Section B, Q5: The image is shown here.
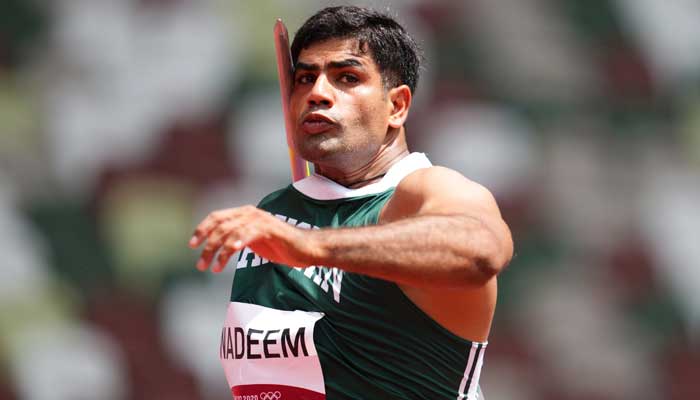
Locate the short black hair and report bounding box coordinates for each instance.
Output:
[291,6,422,93]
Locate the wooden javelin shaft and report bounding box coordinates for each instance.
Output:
[274,19,310,182]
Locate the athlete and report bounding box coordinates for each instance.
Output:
[190,6,513,399]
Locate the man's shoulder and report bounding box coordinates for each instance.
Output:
[396,165,478,194]
[257,183,296,208]
[384,165,499,219]
[401,165,459,179]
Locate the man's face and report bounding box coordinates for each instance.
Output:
[290,38,392,170]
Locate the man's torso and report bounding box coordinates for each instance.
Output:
[220,153,486,399]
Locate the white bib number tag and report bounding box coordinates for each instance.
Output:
[220,302,326,399]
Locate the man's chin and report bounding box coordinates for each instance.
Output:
[297,138,344,163]
[298,147,336,164]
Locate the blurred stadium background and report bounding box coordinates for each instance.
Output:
[1,0,699,399]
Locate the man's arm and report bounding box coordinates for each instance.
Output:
[306,166,512,288]
[189,167,512,288]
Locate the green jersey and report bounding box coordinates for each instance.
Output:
[220,153,486,399]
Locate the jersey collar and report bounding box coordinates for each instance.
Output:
[292,152,432,201]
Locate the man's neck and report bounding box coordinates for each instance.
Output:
[314,131,409,188]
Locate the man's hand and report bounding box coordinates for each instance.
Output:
[188,206,316,273]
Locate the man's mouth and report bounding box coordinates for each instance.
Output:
[301,113,337,135]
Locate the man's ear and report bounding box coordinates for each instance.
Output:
[387,84,412,129]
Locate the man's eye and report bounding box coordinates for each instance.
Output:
[296,74,315,84]
[340,74,359,83]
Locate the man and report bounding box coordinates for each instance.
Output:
[190,6,512,399]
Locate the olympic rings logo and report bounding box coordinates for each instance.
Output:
[260,391,282,400]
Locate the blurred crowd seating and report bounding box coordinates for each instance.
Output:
[1,1,699,399]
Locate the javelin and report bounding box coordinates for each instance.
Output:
[274,19,310,182]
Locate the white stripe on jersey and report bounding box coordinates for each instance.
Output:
[456,341,487,400]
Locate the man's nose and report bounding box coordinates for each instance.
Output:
[307,74,334,108]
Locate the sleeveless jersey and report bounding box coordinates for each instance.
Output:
[220,153,487,400]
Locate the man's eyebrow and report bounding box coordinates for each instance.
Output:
[328,59,364,69]
[295,62,319,71]
[295,58,364,71]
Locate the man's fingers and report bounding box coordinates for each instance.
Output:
[190,209,242,248]
[196,246,217,271]
[190,206,273,272]
[188,235,200,248]
[197,242,233,272]
[189,206,260,248]
[195,221,235,270]
[213,224,260,273]
[189,211,226,248]
[197,216,255,271]
[212,237,248,273]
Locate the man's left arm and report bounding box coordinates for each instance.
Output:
[190,167,512,288]
[304,166,513,288]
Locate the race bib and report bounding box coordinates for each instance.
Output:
[220,302,326,400]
